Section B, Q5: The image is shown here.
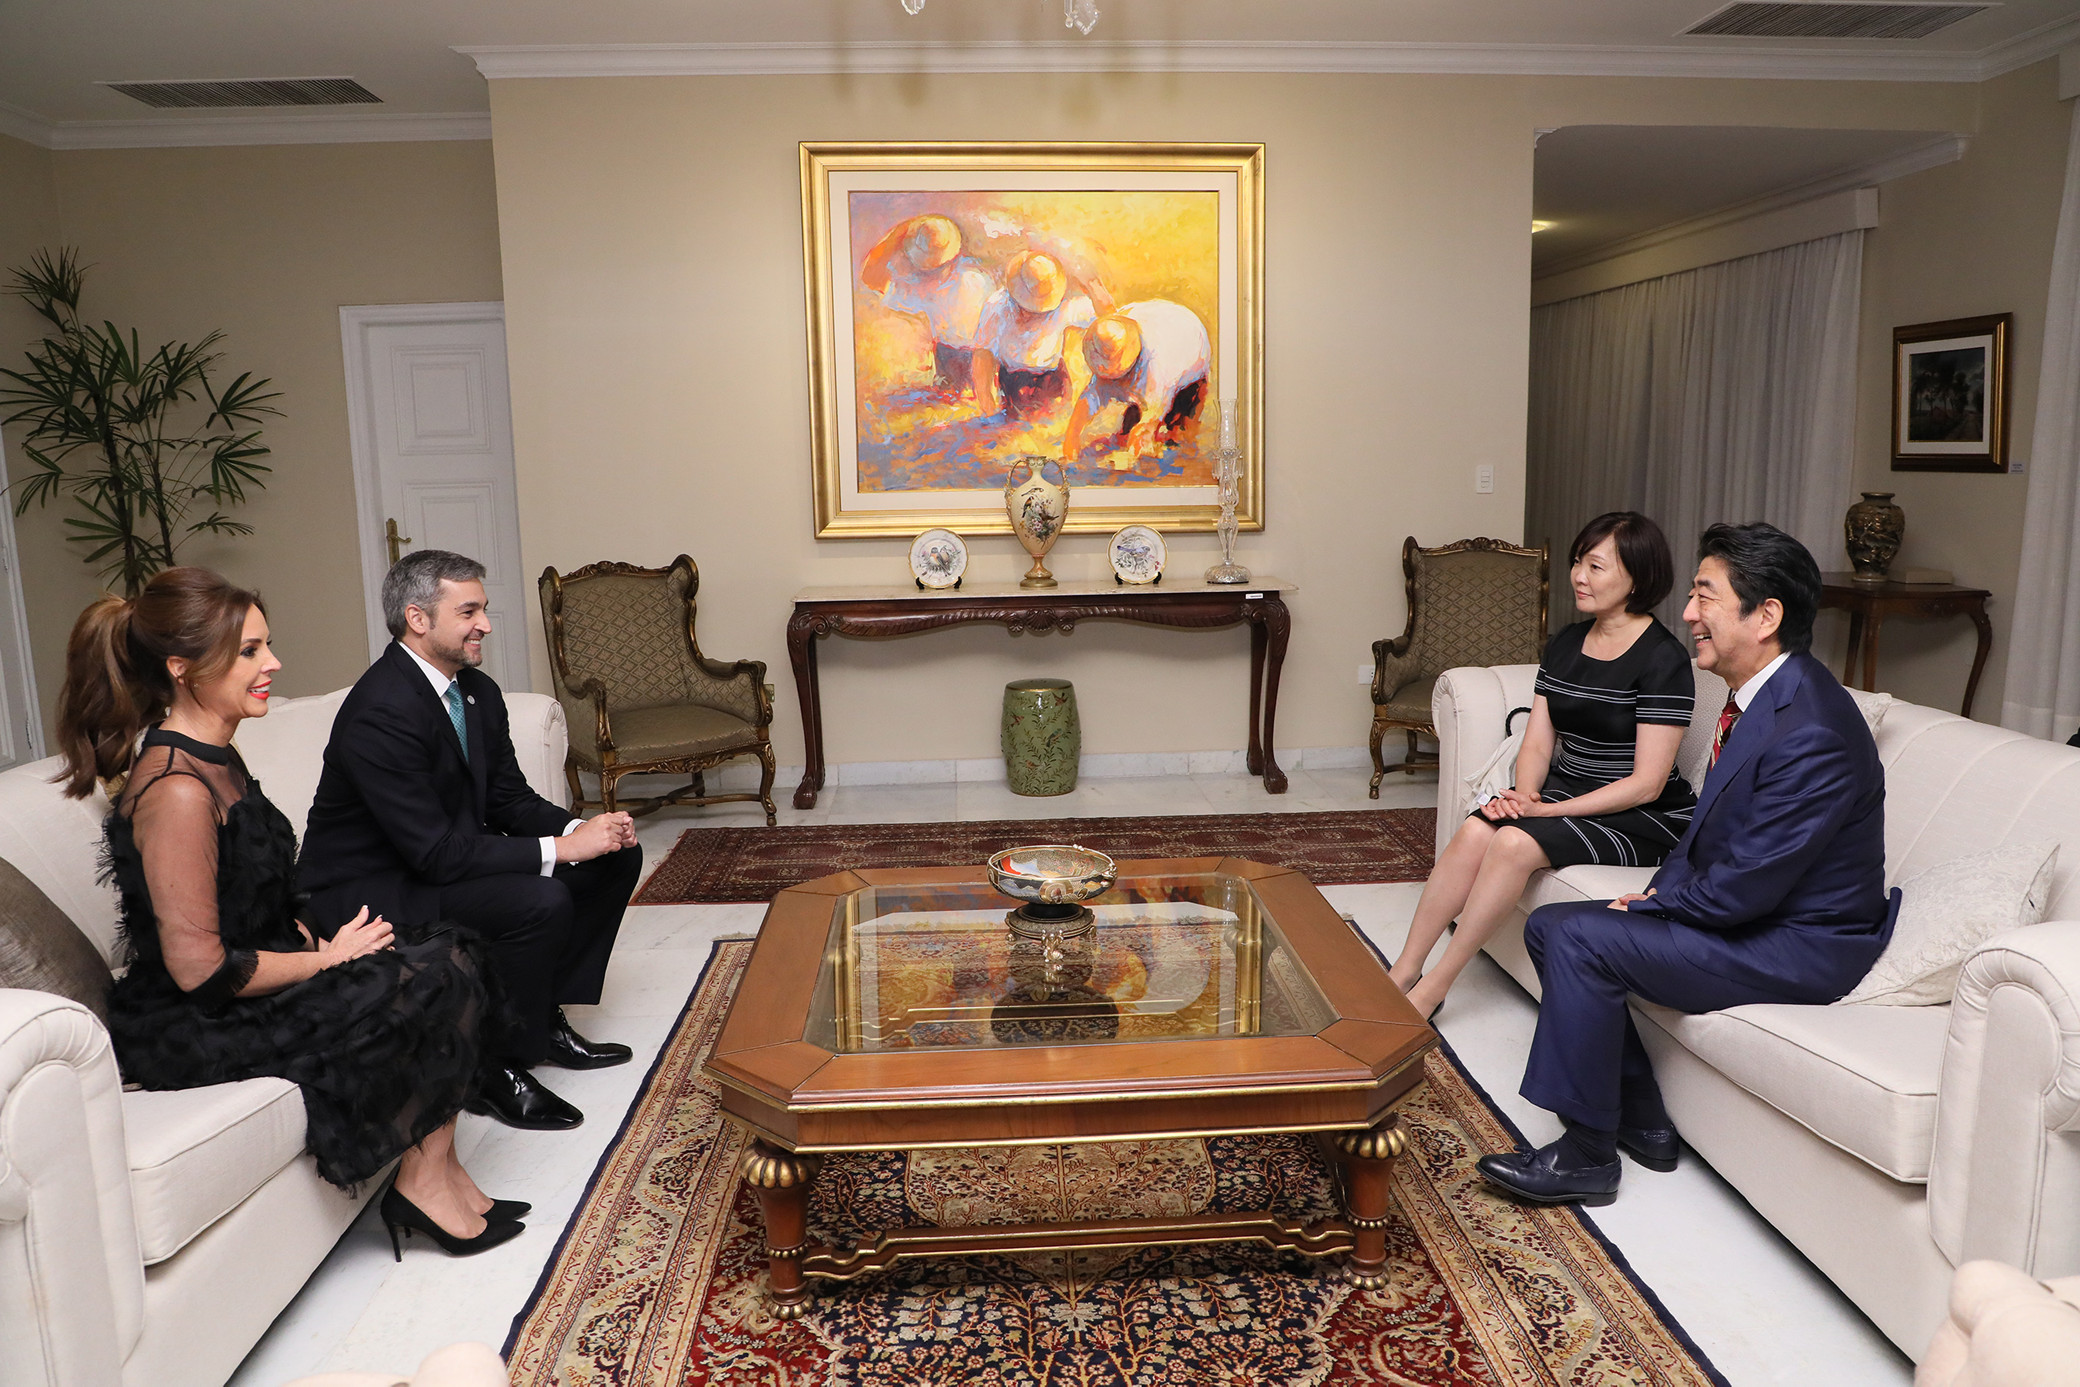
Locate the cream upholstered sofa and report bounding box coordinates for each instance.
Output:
[0,688,567,1387]
[1433,661,2080,1361]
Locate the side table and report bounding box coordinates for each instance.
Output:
[1819,573,1994,718]
[785,576,1294,808]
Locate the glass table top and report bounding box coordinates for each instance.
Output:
[802,870,1338,1053]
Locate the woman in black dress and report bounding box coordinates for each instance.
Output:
[1388,513,1698,1019]
[59,567,524,1257]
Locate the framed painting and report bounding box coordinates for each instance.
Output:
[1892,313,2011,472]
[801,141,1263,537]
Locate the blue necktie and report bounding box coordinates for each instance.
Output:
[445,683,470,762]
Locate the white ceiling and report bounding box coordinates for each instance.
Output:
[1,0,2079,140]
[1532,124,1962,269]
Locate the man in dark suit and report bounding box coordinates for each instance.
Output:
[1478,522,1896,1206]
[299,550,642,1131]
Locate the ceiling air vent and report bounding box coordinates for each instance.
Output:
[1684,2,1991,38]
[101,77,382,110]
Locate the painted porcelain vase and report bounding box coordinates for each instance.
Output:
[1005,456,1069,589]
[1001,678,1081,796]
[1845,492,1906,585]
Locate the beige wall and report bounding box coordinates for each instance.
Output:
[0,140,503,742]
[0,135,61,751]
[1838,59,2072,720]
[488,71,1977,773]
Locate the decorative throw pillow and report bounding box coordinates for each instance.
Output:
[1845,687,1894,736]
[1837,840,2059,1006]
[0,855,112,1022]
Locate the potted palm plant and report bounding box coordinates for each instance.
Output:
[0,248,279,597]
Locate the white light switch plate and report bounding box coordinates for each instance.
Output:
[1358,663,1374,685]
[1476,464,1495,494]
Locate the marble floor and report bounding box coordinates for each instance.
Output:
[226,766,1914,1387]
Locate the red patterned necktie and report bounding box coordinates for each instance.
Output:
[1710,692,1741,766]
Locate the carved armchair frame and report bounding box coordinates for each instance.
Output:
[540,555,778,825]
[1368,536,1549,796]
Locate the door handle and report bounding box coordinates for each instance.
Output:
[385,518,413,566]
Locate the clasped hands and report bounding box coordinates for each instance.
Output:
[556,811,637,863]
[1478,788,1552,820]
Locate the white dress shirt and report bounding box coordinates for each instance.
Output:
[398,642,578,875]
[1732,651,1792,712]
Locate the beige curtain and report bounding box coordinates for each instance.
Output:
[1526,232,1865,633]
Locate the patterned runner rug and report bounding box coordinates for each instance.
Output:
[505,940,1726,1387]
[634,808,1439,904]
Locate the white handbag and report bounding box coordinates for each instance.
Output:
[1467,707,1532,808]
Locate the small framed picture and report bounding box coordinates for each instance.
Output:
[1892,314,2011,472]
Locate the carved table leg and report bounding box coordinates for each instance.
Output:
[1842,609,1866,688]
[1258,596,1290,794]
[1247,615,1267,777]
[1858,609,1885,693]
[1334,1115,1407,1289]
[787,610,826,810]
[1962,599,1994,719]
[742,1141,822,1320]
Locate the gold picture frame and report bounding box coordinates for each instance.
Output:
[802,141,1264,538]
[1891,313,2011,472]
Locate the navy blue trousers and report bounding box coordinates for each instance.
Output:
[1521,900,1877,1132]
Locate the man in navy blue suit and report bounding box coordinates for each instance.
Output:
[1477,522,1896,1206]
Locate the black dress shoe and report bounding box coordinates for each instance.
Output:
[1476,1139,1622,1206]
[1618,1125,1680,1173]
[542,1009,633,1070]
[486,1198,532,1221]
[466,1065,584,1130]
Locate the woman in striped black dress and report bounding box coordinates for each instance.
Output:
[1388,512,1698,1019]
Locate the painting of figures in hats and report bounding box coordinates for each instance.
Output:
[803,144,1262,537]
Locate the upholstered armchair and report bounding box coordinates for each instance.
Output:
[539,556,777,824]
[1369,536,1548,796]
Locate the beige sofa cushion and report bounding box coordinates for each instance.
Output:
[122,1078,307,1264]
[1523,863,1656,913]
[1637,999,1950,1181]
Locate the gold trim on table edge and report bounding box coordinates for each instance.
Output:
[706,1043,1433,1113]
[801,140,1266,539]
[720,1110,1419,1157]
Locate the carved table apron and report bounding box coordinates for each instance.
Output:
[786,577,1295,809]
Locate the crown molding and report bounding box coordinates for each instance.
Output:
[0,105,489,151]
[1536,131,1969,280]
[456,33,2073,83]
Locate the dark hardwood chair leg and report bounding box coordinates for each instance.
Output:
[601,769,620,816]
[1368,714,1388,799]
[1335,1115,1407,1290]
[1402,729,1420,775]
[565,758,588,815]
[742,1142,822,1320]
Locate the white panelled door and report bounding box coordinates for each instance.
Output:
[341,304,530,694]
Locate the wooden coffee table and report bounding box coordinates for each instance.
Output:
[704,856,1436,1318]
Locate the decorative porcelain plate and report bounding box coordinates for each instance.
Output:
[1108,525,1166,584]
[909,528,968,588]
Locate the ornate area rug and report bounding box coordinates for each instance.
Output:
[633,808,1439,904]
[504,940,1726,1387]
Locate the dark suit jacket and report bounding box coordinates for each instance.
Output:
[297,642,574,928]
[1628,650,1895,992]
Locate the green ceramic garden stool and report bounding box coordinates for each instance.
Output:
[1001,678,1081,796]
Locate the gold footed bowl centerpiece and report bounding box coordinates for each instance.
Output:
[1005,456,1069,588]
[986,843,1116,940]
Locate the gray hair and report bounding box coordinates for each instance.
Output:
[382,549,486,638]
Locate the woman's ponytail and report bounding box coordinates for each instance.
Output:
[57,596,149,797]
[54,566,262,799]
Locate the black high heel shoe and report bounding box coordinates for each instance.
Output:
[381,1186,524,1260]
[486,1198,531,1221]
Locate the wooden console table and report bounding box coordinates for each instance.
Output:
[786,576,1295,809]
[1820,573,1994,718]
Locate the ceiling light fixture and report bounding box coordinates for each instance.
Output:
[900,0,1099,33]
